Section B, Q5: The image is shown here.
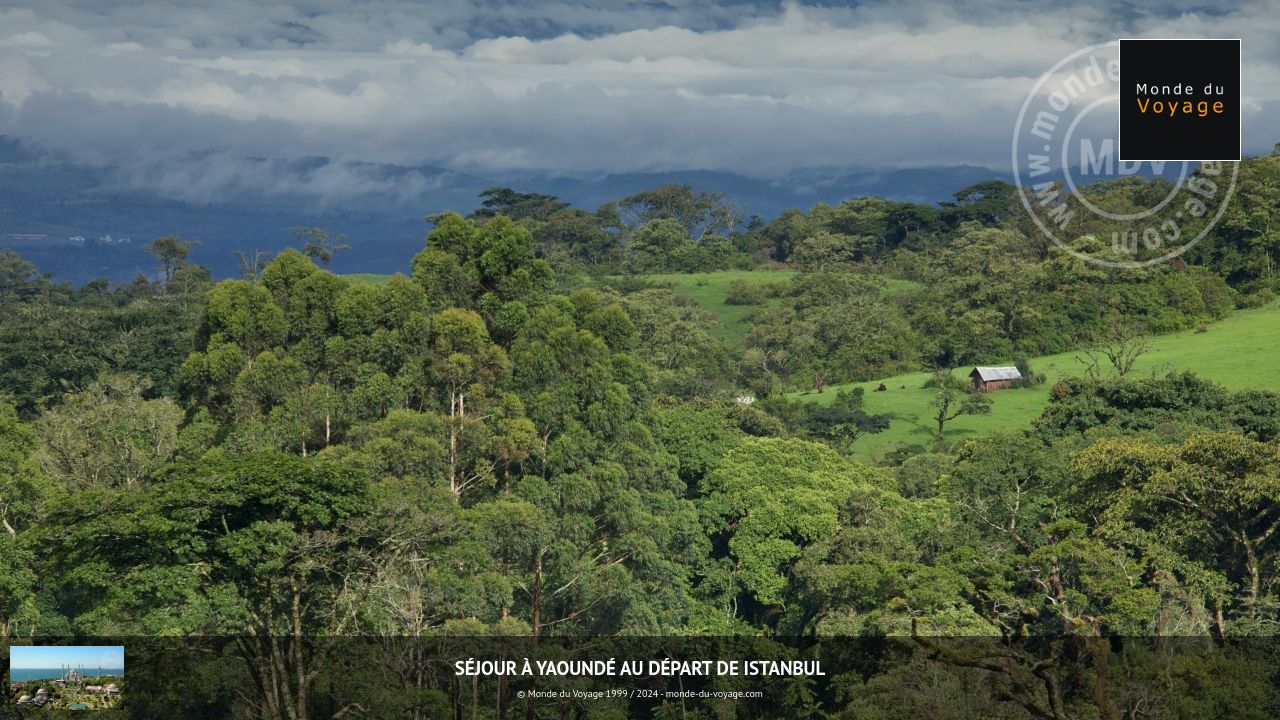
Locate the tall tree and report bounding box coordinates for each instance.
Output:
[1078,432,1280,631]
[144,235,198,282]
[48,452,376,720]
[701,437,894,611]
[291,227,351,267]
[36,374,183,489]
[0,397,48,538]
[470,188,568,222]
[615,184,738,238]
[428,308,511,499]
[932,369,992,440]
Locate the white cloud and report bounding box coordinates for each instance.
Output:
[0,0,1276,195]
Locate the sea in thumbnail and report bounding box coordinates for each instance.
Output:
[9,668,124,682]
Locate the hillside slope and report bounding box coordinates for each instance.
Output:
[793,300,1280,462]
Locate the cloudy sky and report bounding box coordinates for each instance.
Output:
[2,0,1279,187]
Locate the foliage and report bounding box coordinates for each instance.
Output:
[1037,372,1280,442]
[142,235,198,282]
[291,226,351,266]
[4,167,1280,716]
[931,370,992,440]
[36,374,184,489]
[701,437,894,609]
[0,274,204,418]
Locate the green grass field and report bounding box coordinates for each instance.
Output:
[639,270,919,344]
[639,270,796,343]
[792,300,1280,463]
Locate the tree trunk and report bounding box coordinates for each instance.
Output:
[448,391,465,498]
[531,552,544,639]
[1242,533,1261,611]
[1212,602,1226,645]
[292,582,308,720]
[1088,637,1117,720]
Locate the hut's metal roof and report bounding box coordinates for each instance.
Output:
[971,366,1022,381]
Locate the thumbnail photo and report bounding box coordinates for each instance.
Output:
[8,646,123,711]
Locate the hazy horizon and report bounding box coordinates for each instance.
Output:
[3,1,1278,206]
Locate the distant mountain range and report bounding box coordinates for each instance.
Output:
[0,136,1006,283]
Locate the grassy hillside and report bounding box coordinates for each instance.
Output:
[639,270,920,344]
[792,300,1280,463]
[639,270,796,343]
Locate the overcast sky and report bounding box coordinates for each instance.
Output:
[2,0,1279,187]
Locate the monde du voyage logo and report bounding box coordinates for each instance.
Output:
[1013,39,1241,268]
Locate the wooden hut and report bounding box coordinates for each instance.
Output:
[969,366,1022,392]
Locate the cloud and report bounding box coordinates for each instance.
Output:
[1,0,1277,203]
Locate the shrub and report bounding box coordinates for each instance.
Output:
[725,280,768,306]
[1014,356,1045,387]
[1238,288,1276,309]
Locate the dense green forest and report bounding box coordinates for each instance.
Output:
[3,152,1280,718]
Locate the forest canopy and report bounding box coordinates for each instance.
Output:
[4,158,1280,719]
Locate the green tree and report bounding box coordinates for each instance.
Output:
[320,410,446,483]
[617,288,734,397]
[1088,313,1153,378]
[48,452,376,719]
[413,213,552,314]
[1200,152,1280,283]
[791,230,864,270]
[470,187,568,222]
[796,389,891,452]
[291,227,351,266]
[0,399,46,642]
[925,432,1164,720]
[626,218,694,273]
[429,308,511,499]
[1077,432,1280,632]
[0,397,49,537]
[0,286,199,419]
[783,483,972,636]
[701,437,894,610]
[0,249,45,307]
[202,279,287,363]
[0,532,37,642]
[144,235,198,282]
[931,370,991,440]
[615,183,738,239]
[939,181,1017,227]
[1036,372,1280,442]
[36,374,183,489]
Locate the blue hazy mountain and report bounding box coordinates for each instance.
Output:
[0,138,1006,283]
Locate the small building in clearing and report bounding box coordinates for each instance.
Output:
[969,366,1022,392]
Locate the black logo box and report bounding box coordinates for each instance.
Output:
[1119,38,1241,161]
